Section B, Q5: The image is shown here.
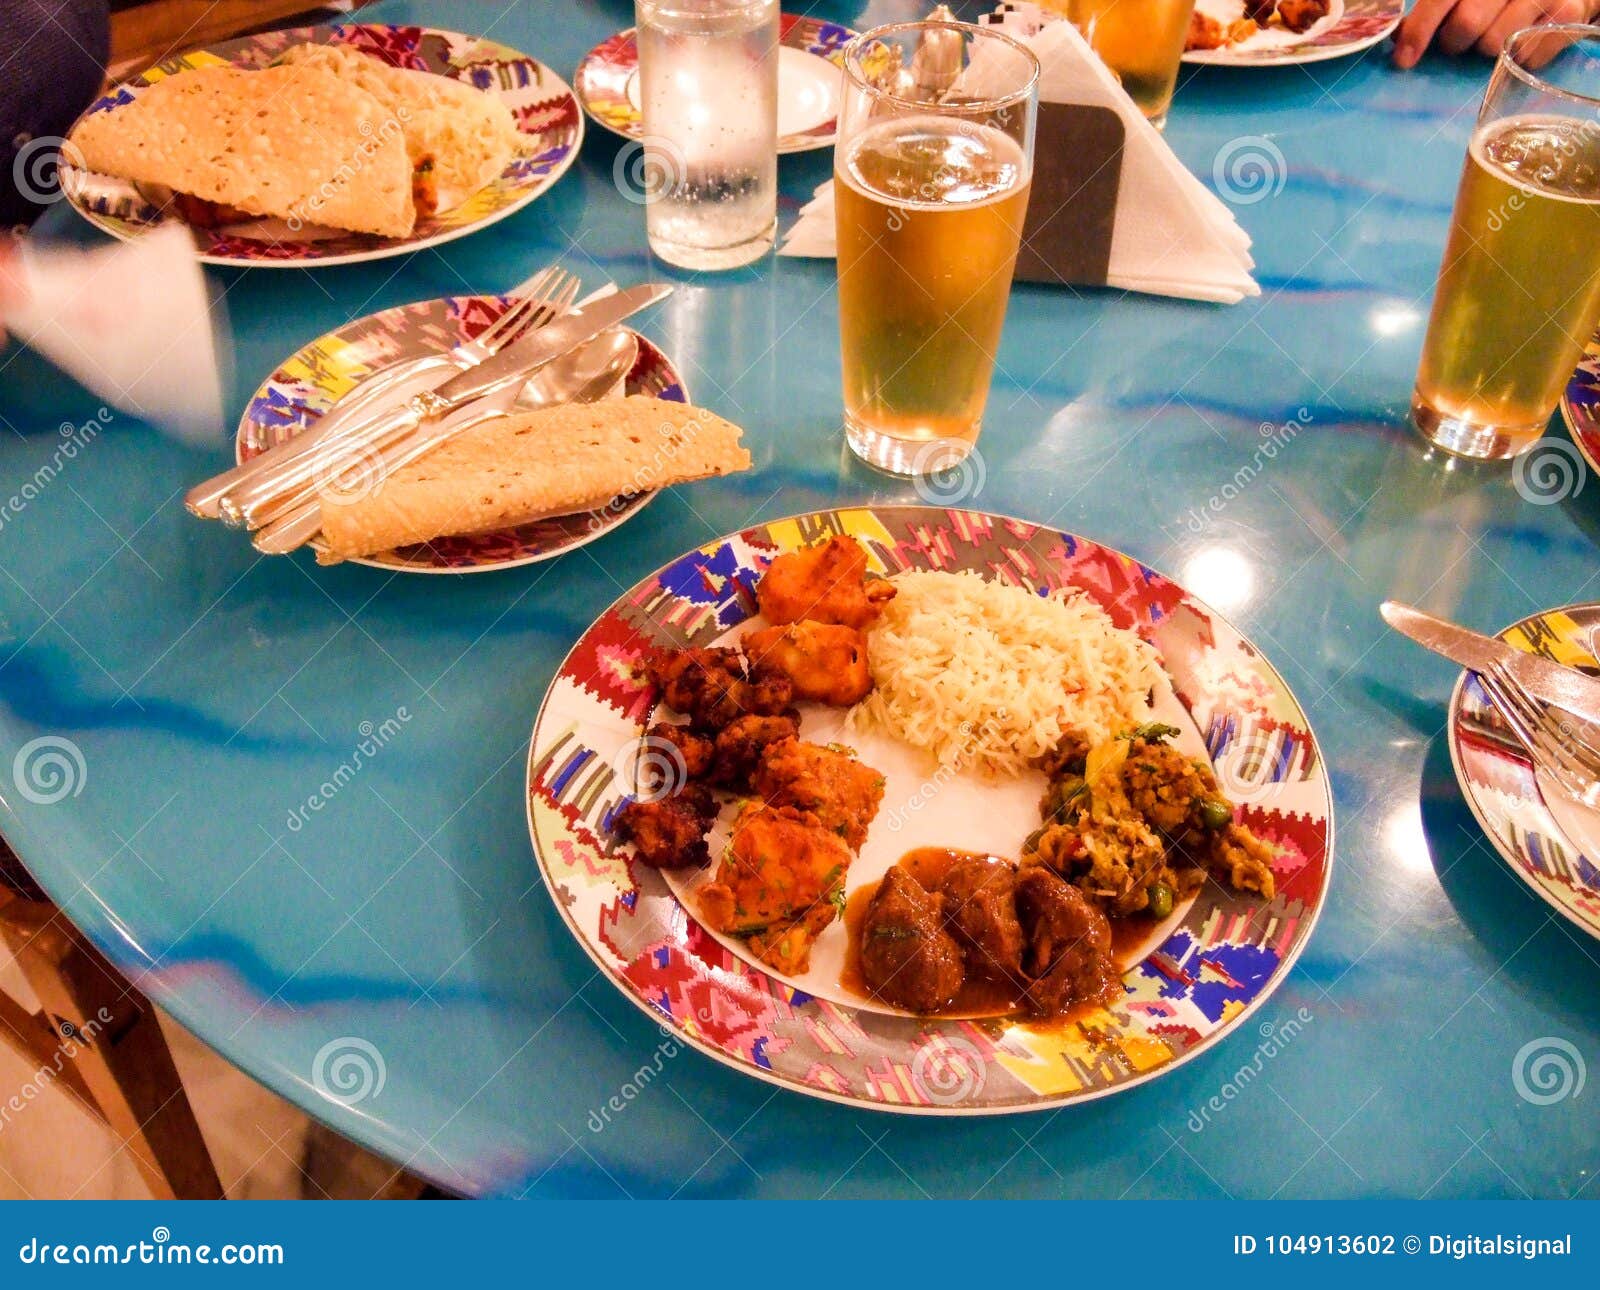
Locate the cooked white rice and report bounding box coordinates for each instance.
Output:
[847,570,1161,777]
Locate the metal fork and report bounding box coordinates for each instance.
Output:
[184,267,573,520]
[1477,661,1600,807]
[217,274,581,529]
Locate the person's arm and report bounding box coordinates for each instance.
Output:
[1393,0,1598,66]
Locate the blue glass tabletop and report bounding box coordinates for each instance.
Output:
[2,0,1596,1198]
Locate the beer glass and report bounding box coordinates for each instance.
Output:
[834,21,1038,475]
[1413,24,1600,460]
[1062,0,1197,129]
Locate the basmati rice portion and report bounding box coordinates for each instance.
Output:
[847,570,1162,777]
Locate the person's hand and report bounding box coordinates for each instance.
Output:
[0,237,19,346]
[1392,0,1595,67]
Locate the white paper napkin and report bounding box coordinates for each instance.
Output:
[7,224,228,442]
[781,5,1260,304]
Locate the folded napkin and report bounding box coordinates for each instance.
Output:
[780,5,1259,304]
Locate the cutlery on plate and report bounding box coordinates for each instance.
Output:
[226,283,668,532]
[251,326,645,556]
[1380,600,1600,725]
[183,266,575,519]
[1474,662,1600,807]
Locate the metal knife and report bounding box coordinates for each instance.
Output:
[217,283,672,528]
[1380,600,1600,720]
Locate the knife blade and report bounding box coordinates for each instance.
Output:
[1380,600,1600,720]
[217,283,672,527]
[430,282,670,406]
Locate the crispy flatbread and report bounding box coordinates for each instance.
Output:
[70,64,416,237]
[317,397,752,561]
[276,44,522,213]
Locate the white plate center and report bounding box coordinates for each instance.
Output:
[625,45,838,139]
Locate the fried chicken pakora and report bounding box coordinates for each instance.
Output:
[753,737,884,850]
[612,783,718,869]
[1274,0,1328,32]
[755,535,895,630]
[698,804,851,974]
[649,647,793,733]
[708,711,801,792]
[744,621,872,706]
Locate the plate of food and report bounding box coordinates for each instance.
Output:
[1447,605,1600,942]
[527,507,1332,1112]
[238,293,752,573]
[60,24,583,266]
[1560,330,1600,477]
[1182,0,1402,64]
[575,14,854,153]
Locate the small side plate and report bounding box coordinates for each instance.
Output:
[236,294,687,574]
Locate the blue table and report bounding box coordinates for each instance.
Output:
[3,0,1596,1198]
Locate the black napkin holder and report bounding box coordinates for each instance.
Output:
[1012,101,1124,287]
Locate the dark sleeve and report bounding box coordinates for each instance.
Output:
[0,0,111,228]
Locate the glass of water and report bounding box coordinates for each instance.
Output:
[636,0,779,270]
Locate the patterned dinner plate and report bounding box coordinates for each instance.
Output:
[526,506,1333,1112]
[61,25,583,267]
[1182,0,1403,64]
[574,15,854,154]
[1560,332,1600,477]
[1447,605,1600,941]
[238,294,687,574]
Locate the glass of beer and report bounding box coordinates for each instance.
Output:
[1057,0,1197,129]
[1413,24,1600,460]
[834,21,1038,476]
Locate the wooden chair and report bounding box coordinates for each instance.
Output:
[0,844,222,1199]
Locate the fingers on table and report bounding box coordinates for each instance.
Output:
[1393,0,1460,66]
[1474,0,1550,55]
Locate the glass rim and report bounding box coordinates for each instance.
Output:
[1498,22,1600,108]
[841,19,1042,115]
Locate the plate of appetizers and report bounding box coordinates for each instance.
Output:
[575,14,854,153]
[526,506,1333,1112]
[60,24,583,266]
[1183,0,1402,64]
[1447,604,1600,942]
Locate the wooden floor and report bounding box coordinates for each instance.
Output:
[0,954,412,1199]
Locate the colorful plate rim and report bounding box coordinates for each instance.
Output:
[524,505,1335,1114]
[236,292,689,574]
[61,24,583,268]
[574,13,855,153]
[1560,330,1600,478]
[1446,604,1600,941]
[1181,0,1402,65]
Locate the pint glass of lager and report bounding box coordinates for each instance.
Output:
[834,21,1039,475]
[1413,25,1600,460]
